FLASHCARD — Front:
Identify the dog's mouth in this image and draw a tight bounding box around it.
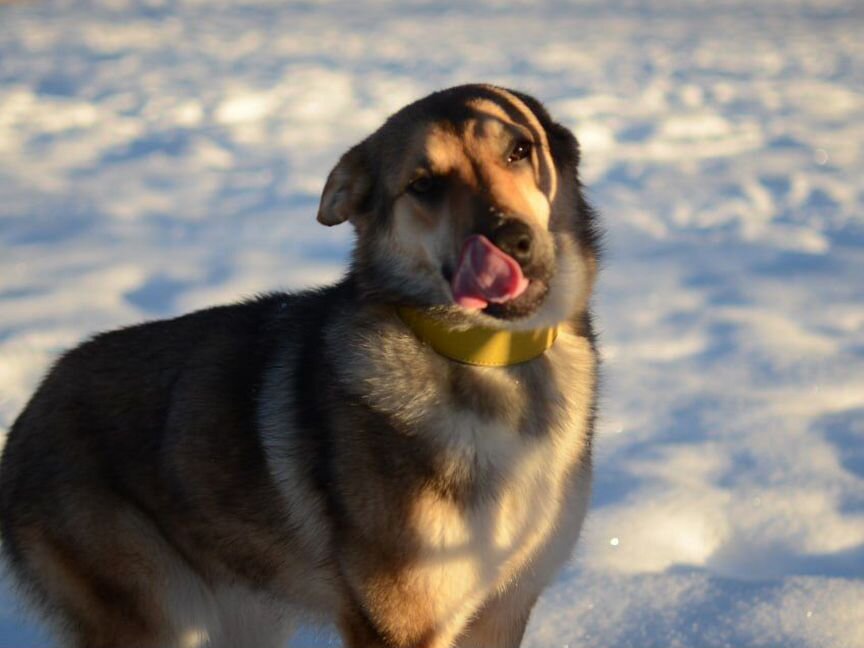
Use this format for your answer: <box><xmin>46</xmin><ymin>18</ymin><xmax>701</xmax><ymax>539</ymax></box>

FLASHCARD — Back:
<box><xmin>447</xmin><ymin>235</ymin><xmax>548</xmax><ymax>319</ymax></box>
<box><xmin>451</xmin><ymin>235</ymin><xmax>528</xmax><ymax>310</ymax></box>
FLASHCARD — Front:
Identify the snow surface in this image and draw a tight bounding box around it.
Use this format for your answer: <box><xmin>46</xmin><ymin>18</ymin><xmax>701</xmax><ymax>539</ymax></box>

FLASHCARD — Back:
<box><xmin>1</xmin><ymin>0</ymin><xmax>863</xmax><ymax>646</ymax></box>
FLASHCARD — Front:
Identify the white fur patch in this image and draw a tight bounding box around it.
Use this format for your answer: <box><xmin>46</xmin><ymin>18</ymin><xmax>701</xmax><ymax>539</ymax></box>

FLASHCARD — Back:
<box><xmin>403</xmin><ymin>334</ymin><xmax>595</xmax><ymax>639</ymax></box>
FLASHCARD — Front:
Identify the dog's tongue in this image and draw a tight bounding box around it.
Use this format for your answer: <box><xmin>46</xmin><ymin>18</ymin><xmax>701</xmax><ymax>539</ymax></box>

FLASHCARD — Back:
<box><xmin>451</xmin><ymin>235</ymin><xmax>529</xmax><ymax>310</ymax></box>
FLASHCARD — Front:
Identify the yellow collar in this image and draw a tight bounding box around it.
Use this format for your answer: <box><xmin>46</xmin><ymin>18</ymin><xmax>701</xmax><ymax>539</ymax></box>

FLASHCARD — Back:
<box><xmin>397</xmin><ymin>307</ymin><xmax>558</xmax><ymax>367</ymax></box>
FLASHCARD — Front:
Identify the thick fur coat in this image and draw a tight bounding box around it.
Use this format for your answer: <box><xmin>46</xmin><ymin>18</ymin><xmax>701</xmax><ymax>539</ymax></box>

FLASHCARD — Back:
<box><xmin>0</xmin><ymin>84</ymin><xmax>601</xmax><ymax>648</ymax></box>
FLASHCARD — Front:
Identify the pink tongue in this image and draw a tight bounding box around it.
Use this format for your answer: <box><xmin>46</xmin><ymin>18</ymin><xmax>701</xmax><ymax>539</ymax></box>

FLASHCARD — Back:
<box><xmin>451</xmin><ymin>235</ymin><xmax>529</xmax><ymax>310</ymax></box>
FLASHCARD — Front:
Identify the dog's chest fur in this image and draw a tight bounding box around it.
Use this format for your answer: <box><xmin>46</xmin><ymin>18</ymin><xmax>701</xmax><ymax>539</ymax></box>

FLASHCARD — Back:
<box><xmin>313</xmin><ymin>307</ymin><xmax>596</xmax><ymax>637</ymax></box>
<box><xmin>400</xmin><ymin>397</ymin><xmax>590</xmax><ymax>624</ymax></box>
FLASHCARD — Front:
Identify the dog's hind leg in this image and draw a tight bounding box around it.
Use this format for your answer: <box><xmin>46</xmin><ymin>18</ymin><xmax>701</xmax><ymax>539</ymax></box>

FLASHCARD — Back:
<box><xmin>3</xmin><ymin>495</ymin><xmax>218</xmax><ymax>648</ymax></box>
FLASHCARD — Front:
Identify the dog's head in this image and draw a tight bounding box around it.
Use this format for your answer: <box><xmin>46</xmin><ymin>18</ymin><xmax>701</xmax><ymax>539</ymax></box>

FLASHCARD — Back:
<box><xmin>318</xmin><ymin>84</ymin><xmax>600</xmax><ymax>330</ymax></box>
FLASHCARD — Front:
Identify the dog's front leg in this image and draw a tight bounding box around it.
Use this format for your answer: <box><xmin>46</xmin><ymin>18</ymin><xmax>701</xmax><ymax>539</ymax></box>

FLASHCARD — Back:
<box><xmin>455</xmin><ymin>587</ymin><xmax>540</xmax><ymax>648</ymax></box>
<box><xmin>339</xmin><ymin>608</ymin><xmax>390</xmax><ymax>648</ymax></box>
<box><xmin>339</xmin><ymin>608</ymin><xmax>467</xmax><ymax>648</ymax></box>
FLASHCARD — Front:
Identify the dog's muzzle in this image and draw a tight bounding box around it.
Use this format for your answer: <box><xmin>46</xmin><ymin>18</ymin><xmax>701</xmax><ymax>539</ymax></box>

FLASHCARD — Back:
<box><xmin>489</xmin><ymin>219</ymin><xmax>535</xmax><ymax>270</ymax></box>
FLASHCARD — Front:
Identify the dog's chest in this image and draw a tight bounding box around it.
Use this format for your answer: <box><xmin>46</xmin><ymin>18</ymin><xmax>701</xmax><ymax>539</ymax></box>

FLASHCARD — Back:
<box><xmin>335</xmin><ymin>325</ymin><xmax>595</xmax><ymax>624</ymax></box>
<box><xmin>405</xmin><ymin>359</ymin><xmax>592</xmax><ymax>619</ymax></box>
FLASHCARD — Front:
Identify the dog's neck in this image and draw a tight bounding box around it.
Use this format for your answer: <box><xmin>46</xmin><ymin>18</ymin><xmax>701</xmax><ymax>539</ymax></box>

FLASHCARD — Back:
<box><xmin>397</xmin><ymin>306</ymin><xmax>558</xmax><ymax>367</ymax></box>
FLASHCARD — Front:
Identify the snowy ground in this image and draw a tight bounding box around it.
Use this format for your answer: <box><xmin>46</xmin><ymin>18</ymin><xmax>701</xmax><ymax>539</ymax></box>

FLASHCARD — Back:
<box><xmin>1</xmin><ymin>0</ymin><xmax>863</xmax><ymax>646</ymax></box>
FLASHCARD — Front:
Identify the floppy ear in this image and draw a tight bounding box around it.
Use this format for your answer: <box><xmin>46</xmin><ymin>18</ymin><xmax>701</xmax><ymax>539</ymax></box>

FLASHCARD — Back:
<box><xmin>317</xmin><ymin>144</ymin><xmax>372</xmax><ymax>226</ymax></box>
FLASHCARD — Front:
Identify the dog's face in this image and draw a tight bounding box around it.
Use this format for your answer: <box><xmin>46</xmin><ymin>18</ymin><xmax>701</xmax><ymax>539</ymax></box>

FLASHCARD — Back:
<box><xmin>318</xmin><ymin>84</ymin><xmax>599</xmax><ymax>330</ymax></box>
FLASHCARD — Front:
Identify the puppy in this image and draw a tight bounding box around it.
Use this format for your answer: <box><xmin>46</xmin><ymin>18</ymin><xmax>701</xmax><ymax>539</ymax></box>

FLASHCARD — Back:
<box><xmin>0</xmin><ymin>84</ymin><xmax>601</xmax><ymax>648</ymax></box>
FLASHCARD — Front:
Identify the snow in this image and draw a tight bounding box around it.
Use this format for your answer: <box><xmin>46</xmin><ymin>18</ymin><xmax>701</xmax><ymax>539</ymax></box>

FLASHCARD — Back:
<box><xmin>1</xmin><ymin>0</ymin><xmax>862</xmax><ymax>646</ymax></box>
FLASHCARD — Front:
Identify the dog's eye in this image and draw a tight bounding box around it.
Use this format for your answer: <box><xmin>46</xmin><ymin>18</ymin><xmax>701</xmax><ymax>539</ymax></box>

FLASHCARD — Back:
<box><xmin>507</xmin><ymin>140</ymin><xmax>533</xmax><ymax>164</ymax></box>
<box><xmin>406</xmin><ymin>175</ymin><xmax>444</xmax><ymax>201</ymax></box>
<box><xmin>407</xmin><ymin>175</ymin><xmax>435</xmax><ymax>195</ymax></box>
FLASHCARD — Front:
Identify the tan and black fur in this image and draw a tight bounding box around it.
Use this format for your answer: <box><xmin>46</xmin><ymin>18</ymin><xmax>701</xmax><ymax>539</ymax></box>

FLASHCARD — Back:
<box><xmin>0</xmin><ymin>84</ymin><xmax>601</xmax><ymax>648</ymax></box>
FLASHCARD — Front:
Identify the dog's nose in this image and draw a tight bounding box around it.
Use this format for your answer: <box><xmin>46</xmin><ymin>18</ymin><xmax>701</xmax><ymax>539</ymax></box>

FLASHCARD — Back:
<box><xmin>491</xmin><ymin>219</ymin><xmax>534</xmax><ymax>267</ymax></box>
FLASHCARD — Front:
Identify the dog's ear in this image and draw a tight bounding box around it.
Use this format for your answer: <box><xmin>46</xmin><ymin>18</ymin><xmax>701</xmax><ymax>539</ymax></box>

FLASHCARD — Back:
<box><xmin>317</xmin><ymin>144</ymin><xmax>372</xmax><ymax>226</ymax></box>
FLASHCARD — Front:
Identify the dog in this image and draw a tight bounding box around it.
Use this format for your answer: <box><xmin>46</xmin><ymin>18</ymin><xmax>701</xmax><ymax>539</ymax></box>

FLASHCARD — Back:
<box><xmin>0</xmin><ymin>84</ymin><xmax>601</xmax><ymax>648</ymax></box>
